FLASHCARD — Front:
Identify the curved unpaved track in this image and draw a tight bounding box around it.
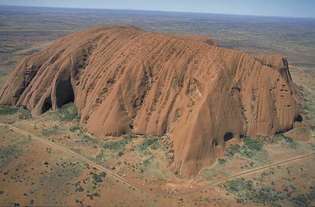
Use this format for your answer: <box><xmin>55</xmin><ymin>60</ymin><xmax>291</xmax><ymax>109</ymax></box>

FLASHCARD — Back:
<box><xmin>1</xmin><ymin>122</ymin><xmax>314</xmax><ymax>196</ymax></box>
<box><xmin>0</xmin><ymin>123</ymin><xmax>140</xmax><ymax>191</ymax></box>
<box><xmin>209</xmin><ymin>152</ymin><xmax>315</xmax><ymax>186</ymax></box>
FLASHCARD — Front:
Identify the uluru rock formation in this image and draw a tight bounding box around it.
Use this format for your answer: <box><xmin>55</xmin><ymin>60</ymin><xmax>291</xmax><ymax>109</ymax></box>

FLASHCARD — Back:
<box><xmin>0</xmin><ymin>26</ymin><xmax>300</xmax><ymax>176</ymax></box>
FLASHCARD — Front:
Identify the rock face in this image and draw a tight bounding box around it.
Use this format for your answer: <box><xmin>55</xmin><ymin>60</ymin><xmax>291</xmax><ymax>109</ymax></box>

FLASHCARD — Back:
<box><xmin>0</xmin><ymin>26</ymin><xmax>300</xmax><ymax>176</ymax></box>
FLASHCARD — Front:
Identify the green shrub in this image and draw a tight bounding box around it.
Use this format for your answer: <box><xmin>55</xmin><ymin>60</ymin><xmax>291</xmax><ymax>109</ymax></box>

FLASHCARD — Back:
<box><xmin>95</xmin><ymin>149</ymin><xmax>107</xmax><ymax>162</ymax></box>
<box><xmin>0</xmin><ymin>145</ymin><xmax>21</xmax><ymax>167</ymax></box>
<box><xmin>273</xmin><ymin>133</ymin><xmax>297</xmax><ymax>149</ymax></box>
<box><xmin>92</xmin><ymin>172</ymin><xmax>106</xmax><ymax>184</ymax></box>
<box><xmin>218</xmin><ymin>158</ymin><xmax>227</xmax><ymax>165</ymax></box>
<box><xmin>244</xmin><ymin>137</ymin><xmax>263</xmax><ymax>151</ymax></box>
<box><xmin>225</xmin><ymin>144</ymin><xmax>241</xmax><ymax>157</ymax></box>
<box><xmin>0</xmin><ymin>105</ymin><xmax>18</xmax><ymax>115</ymax></box>
<box><xmin>290</xmin><ymin>187</ymin><xmax>315</xmax><ymax>207</ymax></box>
<box><xmin>69</xmin><ymin>125</ymin><xmax>81</xmax><ymax>132</ymax></box>
<box><xmin>224</xmin><ymin>178</ymin><xmax>284</xmax><ymax>205</ymax></box>
<box><xmin>225</xmin><ymin>137</ymin><xmax>264</xmax><ymax>159</ymax></box>
<box><xmin>290</xmin><ymin>195</ymin><xmax>309</xmax><ymax>207</ymax></box>
<box><xmin>137</xmin><ymin>137</ymin><xmax>160</xmax><ymax>152</ymax></box>
<box><xmin>17</xmin><ymin>108</ymin><xmax>32</xmax><ymax>119</ymax></box>
<box><xmin>102</xmin><ymin>138</ymin><xmax>130</xmax><ymax>153</ymax></box>
<box><xmin>42</xmin><ymin>125</ymin><xmax>59</xmax><ymax>136</ymax></box>
<box><xmin>142</xmin><ymin>156</ymin><xmax>153</xmax><ymax>167</ymax></box>
<box><xmin>225</xmin><ymin>178</ymin><xmax>253</xmax><ymax>193</ymax></box>
<box><xmin>57</xmin><ymin>103</ymin><xmax>79</xmax><ymax>121</ymax></box>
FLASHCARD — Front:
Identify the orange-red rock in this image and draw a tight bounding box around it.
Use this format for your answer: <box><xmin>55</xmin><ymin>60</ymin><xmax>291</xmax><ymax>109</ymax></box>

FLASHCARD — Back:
<box><xmin>0</xmin><ymin>26</ymin><xmax>300</xmax><ymax>176</ymax></box>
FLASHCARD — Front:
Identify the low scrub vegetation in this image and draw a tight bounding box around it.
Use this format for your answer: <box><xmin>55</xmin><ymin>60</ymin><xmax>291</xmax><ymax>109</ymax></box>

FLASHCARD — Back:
<box><xmin>57</xmin><ymin>103</ymin><xmax>79</xmax><ymax>121</ymax></box>
<box><xmin>137</xmin><ymin>136</ymin><xmax>160</xmax><ymax>152</ymax></box>
<box><xmin>225</xmin><ymin>137</ymin><xmax>264</xmax><ymax>159</ymax></box>
<box><xmin>103</xmin><ymin>138</ymin><xmax>130</xmax><ymax>152</ymax></box>
<box><xmin>0</xmin><ymin>105</ymin><xmax>32</xmax><ymax>119</ymax></box>
<box><xmin>17</xmin><ymin>107</ymin><xmax>32</xmax><ymax>119</ymax></box>
<box><xmin>0</xmin><ymin>144</ymin><xmax>21</xmax><ymax>167</ymax></box>
<box><xmin>98</xmin><ymin>137</ymin><xmax>132</xmax><ymax>160</ymax></box>
<box><xmin>224</xmin><ymin>178</ymin><xmax>284</xmax><ymax>206</ymax></box>
<box><xmin>42</xmin><ymin>125</ymin><xmax>60</xmax><ymax>136</ymax></box>
<box><xmin>224</xmin><ymin>178</ymin><xmax>315</xmax><ymax>207</ymax></box>
<box><xmin>0</xmin><ymin>105</ymin><xmax>19</xmax><ymax>115</ymax></box>
<box><xmin>69</xmin><ymin>125</ymin><xmax>81</xmax><ymax>132</ymax></box>
<box><xmin>273</xmin><ymin>133</ymin><xmax>297</xmax><ymax>149</ymax></box>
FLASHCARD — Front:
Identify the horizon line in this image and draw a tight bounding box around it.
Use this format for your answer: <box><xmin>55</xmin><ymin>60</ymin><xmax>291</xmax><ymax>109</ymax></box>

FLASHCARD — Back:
<box><xmin>0</xmin><ymin>4</ymin><xmax>315</xmax><ymax>20</ymax></box>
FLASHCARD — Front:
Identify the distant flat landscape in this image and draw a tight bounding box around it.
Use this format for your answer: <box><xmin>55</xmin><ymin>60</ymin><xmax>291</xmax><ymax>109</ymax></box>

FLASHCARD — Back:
<box><xmin>1</xmin><ymin>5</ymin><xmax>315</xmax><ymax>72</ymax></box>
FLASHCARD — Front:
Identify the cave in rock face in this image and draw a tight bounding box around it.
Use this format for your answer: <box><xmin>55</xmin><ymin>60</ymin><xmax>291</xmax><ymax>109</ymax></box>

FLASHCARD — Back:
<box><xmin>0</xmin><ymin>26</ymin><xmax>300</xmax><ymax>176</ymax></box>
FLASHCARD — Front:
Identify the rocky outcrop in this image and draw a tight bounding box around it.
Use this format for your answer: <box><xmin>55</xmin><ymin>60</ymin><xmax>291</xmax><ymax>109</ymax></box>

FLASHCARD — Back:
<box><xmin>0</xmin><ymin>26</ymin><xmax>300</xmax><ymax>176</ymax></box>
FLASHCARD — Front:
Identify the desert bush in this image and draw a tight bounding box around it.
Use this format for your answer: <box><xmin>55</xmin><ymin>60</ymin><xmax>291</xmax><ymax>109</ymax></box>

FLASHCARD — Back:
<box><xmin>95</xmin><ymin>149</ymin><xmax>107</xmax><ymax>162</ymax></box>
<box><xmin>142</xmin><ymin>156</ymin><xmax>153</xmax><ymax>167</ymax></box>
<box><xmin>291</xmin><ymin>194</ymin><xmax>309</xmax><ymax>207</ymax></box>
<box><xmin>103</xmin><ymin>138</ymin><xmax>130</xmax><ymax>151</ymax></box>
<box><xmin>225</xmin><ymin>137</ymin><xmax>264</xmax><ymax>159</ymax></box>
<box><xmin>0</xmin><ymin>105</ymin><xmax>18</xmax><ymax>115</ymax></box>
<box><xmin>290</xmin><ymin>187</ymin><xmax>315</xmax><ymax>207</ymax></box>
<box><xmin>225</xmin><ymin>144</ymin><xmax>241</xmax><ymax>157</ymax></box>
<box><xmin>92</xmin><ymin>172</ymin><xmax>106</xmax><ymax>184</ymax></box>
<box><xmin>137</xmin><ymin>137</ymin><xmax>160</xmax><ymax>152</ymax></box>
<box><xmin>244</xmin><ymin>137</ymin><xmax>263</xmax><ymax>151</ymax></box>
<box><xmin>17</xmin><ymin>107</ymin><xmax>32</xmax><ymax>119</ymax></box>
<box><xmin>224</xmin><ymin>178</ymin><xmax>283</xmax><ymax>206</ymax></box>
<box><xmin>0</xmin><ymin>145</ymin><xmax>20</xmax><ymax>167</ymax></box>
<box><xmin>42</xmin><ymin>125</ymin><xmax>59</xmax><ymax>136</ymax></box>
<box><xmin>57</xmin><ymin>103</ymin><xmax>79</xmax><ymax>121</ymax></box>
<box><xmin>273</xmin><ymin>133</ymin><xmax>297</xmax><ymax>149</ymax></box>
<box><xmin>218</xmin><ymin>158</ymin><xmax>227</xmax><ymax>165</ymax></box>
<box><xmin>69</xmin><ymin>125</ymin><xmax>81</xmax><ymax>132</ymax></box>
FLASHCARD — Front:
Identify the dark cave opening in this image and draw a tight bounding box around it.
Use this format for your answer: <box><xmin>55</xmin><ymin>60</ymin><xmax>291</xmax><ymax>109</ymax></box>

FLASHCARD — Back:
<box><xmin>294</xmin><ymin>114</ymin><xmax>303</xmax><ymax>123</ymax></box>
<box><xmin>224</xmin><ymin>132</ymin><xmax>234</xmax><ymax>142</ymax></box>
<box><xmin>41</xmin><ymin>96</ymin><xmax>52</xmax><ymax>113</ymax></box>
<box><xmin>55</xmin><ymin>78</ymin><xmax>74</xmax><ymax>108</ymax></box>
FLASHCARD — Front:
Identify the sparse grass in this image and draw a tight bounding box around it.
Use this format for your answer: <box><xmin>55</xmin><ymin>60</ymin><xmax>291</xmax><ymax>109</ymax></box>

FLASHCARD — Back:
<box><xmin>0</xmin><ymin>135</ymin><xmax>30</xmax><ymax>167</ymax></box>
<box><xmin>142</xmin><ymin>156</ymin><xmax>153</xmax><ymax>168</ymax></box>
<box><xmin>225</xmin><ymin>177</ymin><xmax>315</xmax><ymax>207</ymax></box>
<box><xmin>273</xmin><ymin>133</ymin><xmax>298</xmax><ymax>149</ymax></box>
<box><xmin>243</xmin><ymin>137</ymin><xmax>263</xmax><ymax>151</ymax></box>
<box><xmin>218</xmin><ymin>158</ymin><xmax>227</xmax><ymax>165</ymax></box>
<box><xmin>41</xmin><ymin>125</ymin><xmax>60</xmax><ymax>136</ymax></box>
<box><xmin>0</xmin><ymin>105</ymin><xmax>31</xmax><ymax>119</ymax></box>
<box><xmin>92</xmin><ymin>172</ymin><xmax>106</xmax><ymax>184</ymax></box>
<box><xmin>57</xmin><ymin>103</ymin><xmax>79</xmax><ymax>121</ymax></box>
<box><xmin>225</xmin><ymin>137</ymin><xmax>264</xmax><ymax>159</ymax></box>
<box><xmin>137</xmin><ymin>136</ymin><xmax>160</xmax><ymax>152</ymax></box>
<box><xmin>0</xmin><ymin>105</ymin><xmax>18</xmax><ymax>115</ymax></box>
<box><xmin>95</xmin><ymin>149</ymin><xmax>108</xmax><ymax>162</ymax></box>
<box><xmin>39</xmin><ymin>160</ymin><xmax>85</xmax><ymax>204</ymax></box>
<box><xmin>68</xmin><ymin>125</ymin><xmax>98</xmax><ymax>144</ymax></box>
<box><xmin>290</xmin><ymin>188</ymin><xmax>315</xmax><ymax>207</ymax></box>
<box><xmin>224</xmin><ymin>178</ymin><xmax>284</xmax><ymax>206</ymax></box>
<box><xmin>95</xmin><ymin>137</ymin><xmax>132</xmax><ymax>161</ymax></box>
<box><xmin>103</xmin><ymin>138</ymin><xmax>130</xmax><ymax>152</ymax></box>
<box><xmin>0</xmin><ymin>144</ymin><xmax>21</xmax><ymax>167</ymax></box>
<box><xmin>69</xmin><ymin>125</ymin><xmax>81</xmax><ymax>132</ymax></box>
<box><xmin>80</xmin><ymin>134</ymin><xmax>98</xmax><ymax>144</ymax></box>
<box><xmin>225</xmin><ymin>144</ymin><xmax>241</xmax><ymax>157</ymax></box>
<box><xmin>17</xmin><ymin>107</ymin><xmax>32</xmax><ymax>119</ymax></box>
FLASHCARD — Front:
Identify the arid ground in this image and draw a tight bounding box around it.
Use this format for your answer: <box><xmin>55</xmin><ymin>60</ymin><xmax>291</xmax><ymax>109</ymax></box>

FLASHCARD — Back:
<box><xmin>0</xmin><ymin>6</ymin><xmax>314</xmax><ymax>207</ymax></box>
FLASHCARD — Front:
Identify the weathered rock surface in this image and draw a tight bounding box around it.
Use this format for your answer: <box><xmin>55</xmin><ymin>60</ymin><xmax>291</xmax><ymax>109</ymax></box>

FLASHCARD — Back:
<box><xmin>0</xmin><ymin>26</ymin><xmax>300</xmax><ymax>176</ymax></box>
